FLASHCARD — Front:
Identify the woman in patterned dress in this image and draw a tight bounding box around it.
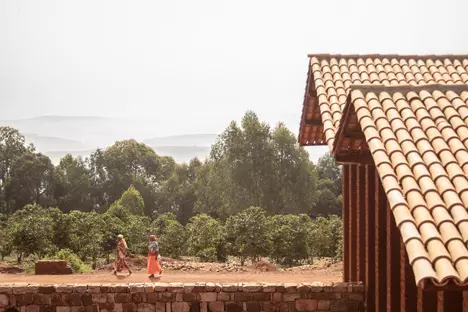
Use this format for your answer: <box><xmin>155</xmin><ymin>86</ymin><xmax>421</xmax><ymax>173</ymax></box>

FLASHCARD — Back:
<box><xmin>113</xmin><ymin>234</ymin><xmax>132</xmax><ymax>275</ymax></box>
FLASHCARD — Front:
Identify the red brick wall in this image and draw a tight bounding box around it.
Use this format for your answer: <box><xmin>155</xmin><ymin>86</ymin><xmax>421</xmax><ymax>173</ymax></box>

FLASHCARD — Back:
<box><xmin>0</xmin><ymin>282</ymin><xmax>364</xmax><ymax>312</ymax></box>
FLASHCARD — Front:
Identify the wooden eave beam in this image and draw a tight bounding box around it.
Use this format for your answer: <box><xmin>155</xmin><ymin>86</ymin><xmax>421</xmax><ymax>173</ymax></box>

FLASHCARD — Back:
<box><xmin>303</xmin><ymin>119</ymin><xmax>323</xmax><ymax>126</ymax></box>
<box><xmin>335</xmin><ymin>153</ymin><xmax>374</xmax><ymax>165</ymax></box>
<box><xmin>343</xmin><ymin>132</ymin><xmax>365</xmax><ymax>140</ymax></box>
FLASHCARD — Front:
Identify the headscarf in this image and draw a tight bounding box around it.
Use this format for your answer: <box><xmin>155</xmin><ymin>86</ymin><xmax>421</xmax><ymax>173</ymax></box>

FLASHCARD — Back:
<box><xmin>118</xmin><ymin>234</ymin><xmax>127</xmax><ymax>248</ymax></box>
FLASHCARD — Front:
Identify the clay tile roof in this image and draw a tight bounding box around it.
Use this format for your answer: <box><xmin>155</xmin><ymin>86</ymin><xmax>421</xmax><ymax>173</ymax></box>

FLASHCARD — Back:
<box><xmin>298</xmin><ymin>54</ymin><xmax>468</xmax><ymax>150</ymax></box>
<box><xmin>342</xmin><ymin>84</ymin><xmax>468</xmax><ymax>288</ymax></box>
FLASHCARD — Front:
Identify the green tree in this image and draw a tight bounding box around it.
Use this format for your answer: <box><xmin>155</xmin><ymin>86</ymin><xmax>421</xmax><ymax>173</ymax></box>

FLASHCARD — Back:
<box><xmin>313</xmin><ymin>180</ymin><xmax>342</xmax><ymax>216</ymax></box>
<box><xmin>268</xmin><ymin>214</ymin><xmax>311</xmax><ymax>266</ymax></box>
<box><xmin>67</xmin><ymin>211</ymin><xmax>106</xmax><ymax>267</ymax></box>
<box><xmin>316</xmin><ymin>153</ymin><xmax>342</xmax><ymax>197</ymax></box>
<box><xmin>87</xmin><ymin>148</ymin><xmax>108</xmax><ymax>211</ymax></box>
<box><xmin>270</xmin><ymin>123</ymin><xmax>317</xmax><ymax>214</ymax></box>
<box><xmin>5</xmin><ymin>151</ymin><xmax>56</xmax><ymax>211</ymax></box>
<box><xmin>54</xmin><ymin>154</ymin><xmax>92</xmax><ymax>212</ymax></box>
<box><xmin>157</xmin><ymin>219</ymin><xmax>187</xmax><ymax>258</ymax></box>
<box><xmin>106</xmin><ymin>202</ymin><xmax>131</xmax><ymax>221</ymax></box>
<box><xmin>225</xmin><ymin>206</ymin><xmax>271</xmax><ymax>265</ymax></box>
<box><xmin>186</xmin><ymin>214</ymin><xmax>226</xmax><ymax>262</ymax></box>
<box><xmin>158</xmin><ymin>158</ymin><xmax>201</xmax><ymax>224</ymax></box>
<box><xmin>8</xmin><ymin>204</ymin><xmax>54</xmax><ymax>263</ymax></box>
<box><xmin>328</xmin><ymin>214</ymin><xmax>343</xmax><ymax>260</ymax></box>
<box><xmin>151</xmin><ymin>213</ymin><xmax>187</xmax><ymax>257</ymax></box>
<box><xmin>105</xmin><ymin>185</ymin><xmax>145</xmax><ymax>221</ymax></box>
<box><xmin>0</xmin><ymin>127</ymin><xmax>28</xmax><ymax>212</ymax></box>
<box><xmin>116</xmin><ymin>185</ymin><xmax>145</xmax><ymax>216</ymax></box>
<box><xmin>200</xmin><ymin>112</ymin><xmax>274</xmax><ymax>217</ymax></box>
<box><xmin>307</xmin><ymin>215</ymin><xmax>342</xmax><ymax>259</ymax></box>
<box><xmin>0</xmin><ymin>214</ymin><xmax>13</xmax><ymax>260</ymax></box>
<box><xmin>101</xmin><ymin>140</ymin><xmax>169</xmax><ymax>215</ymax></box>
<box><xmin>0</xmin><ymin>227</ymin><xmax>13</xmax><ymax>260</ymax></box>
<box><xmin>151</xmin><ymin>212</ymin><xmax>178</xmax><ymax>234</ymax></box>
<box><xmin>194</xmin><ymin>160</ymin><xmax>226</xmax><ymax>219</ymax></box>
<box><xmin>196</xmin><ymin>112</ymin><xmax>317</xmax><ymax>218</ymax></box>
<box><xmin>47</xmin><ymin>207</ymin><xmax>71</xmax><ymax>253</ymax></box>
<box><xmin>124</xmin><ymin>215</ymin><xmax>151</xmax><ymax>255</ymax></box>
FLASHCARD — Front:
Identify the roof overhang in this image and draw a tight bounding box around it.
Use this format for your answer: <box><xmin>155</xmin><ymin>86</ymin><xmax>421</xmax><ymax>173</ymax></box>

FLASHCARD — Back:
<box><xmin>298</xmin><ymin>57</ymin><xmax>327</xmax><ymax>147</ymax></box>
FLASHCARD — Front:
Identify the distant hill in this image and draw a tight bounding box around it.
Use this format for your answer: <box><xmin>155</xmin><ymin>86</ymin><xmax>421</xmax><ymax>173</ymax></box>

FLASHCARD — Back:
<box><xmin>23</xmin><ymin>133</ymin><xmax>91</xmax><ymax>152</ymax></box>
<box><xmin>0</xmin><ymin>115</ymin><xmax>327</xmax><ymax>165</ymax></box>
<box><xmin>144</xmin><ymin>134</ymin><xmax>217</xmax><ymax>147</ymax></box>
<box><xmin>0</xmin><ymin>116</ymin><xmax>167</xmax><ymax>147</ymax></box>
<box><xmin>152</xmin><ymin>146</ymin><xmax>211</xmax><ymax>163</ymax></box>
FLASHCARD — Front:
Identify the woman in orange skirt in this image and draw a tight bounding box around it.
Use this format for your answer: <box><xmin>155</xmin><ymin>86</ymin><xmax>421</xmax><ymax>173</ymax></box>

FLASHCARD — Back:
<box><xmin>147</xmin><ymin>235</ymin><xmax>162</xmax><ymax>278</ymax></box>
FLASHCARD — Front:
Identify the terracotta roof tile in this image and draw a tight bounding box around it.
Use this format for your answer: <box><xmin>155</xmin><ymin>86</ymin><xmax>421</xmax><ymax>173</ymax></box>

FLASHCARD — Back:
<box><xmin>298</xmin><ymin>54</ymin><xmax>468</xmax><ymax>148</ymax></box>
<box><xmin>298</xmin><ymin>54</ymin><xmax>468</xmax><ymax>287</ymax></box>
<box><xmin>345</xmin><ymin>84</ymin><xmax>468</xmax><ymax>288</ymax></box>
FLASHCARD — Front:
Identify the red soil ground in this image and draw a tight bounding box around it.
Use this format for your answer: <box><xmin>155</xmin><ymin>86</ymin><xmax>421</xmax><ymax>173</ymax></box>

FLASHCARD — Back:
<box><xmin>0</xmin><ymin>258</ymin><xmax>343</xmax><ymax>284</ymax></box>
<box><xmin>0</xmin><ymin>270</ymin><xmax>341</xmax><ymax>284</ymax></box>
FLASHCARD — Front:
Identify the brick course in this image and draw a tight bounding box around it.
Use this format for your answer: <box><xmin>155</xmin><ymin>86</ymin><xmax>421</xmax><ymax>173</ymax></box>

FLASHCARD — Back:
<box><xmin>0</xmin><ymin>282</ymin><xmax>364</xmax><ymax>312</ymax></box>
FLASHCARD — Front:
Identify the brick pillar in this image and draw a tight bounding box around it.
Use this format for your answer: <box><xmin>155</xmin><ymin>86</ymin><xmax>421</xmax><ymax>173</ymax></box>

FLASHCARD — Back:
<box><xmin>386</xmin><ymin>202</ymin><xmax>401</xmax><ymax>312</ymax></box>
<box><xmin>443</xmin><ymin>291</ymin><xmax>463</xmax><ymax>312</ymax></box>
<box><xmin>365</xmin><ymin>165</ymin><xmax>376</xmax><ymax>312</ymax></box>
<box><xmin>375</xmin><ymin>175</ymin><xmax>387</xmax><ymax>312</ymax></box>
<box><xmin>400</xmin><ymin>239</ymin><xmax>416</xmax><ymax>311</ymax></box>
<box><xmin>417</xmin><ymin>288</ymin><xmax>437</xmax><ymax>312</ymax></box>
<box><xmin>343</xmin><ymin>165</ymin><xmax>349</xmax><ymax>282</ymax></box>
<box><xmin>463</xmin><ymin>291</ymin><xmax>468</xmax><ymax>312</ymax></box>
<box><xmin>356</xmin><ymin>165</ymin><xmax>366</xmax><ymax>283</ymax></box>
<box><xmin>349</xmin><ymin>165</ymin><xmax>357</xmax><ymax>282</ymax></box>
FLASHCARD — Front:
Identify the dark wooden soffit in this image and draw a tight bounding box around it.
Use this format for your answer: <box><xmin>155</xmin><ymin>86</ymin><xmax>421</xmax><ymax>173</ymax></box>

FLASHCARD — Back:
<box><xmin>332</xmin><ymin>91</ymin><xmax>371</xmax><ymax>165</ymax></box>
<box><xmin>298</xmin><ymin>58</ymin><xmax>327</xmax><ymax>146</ymax></box>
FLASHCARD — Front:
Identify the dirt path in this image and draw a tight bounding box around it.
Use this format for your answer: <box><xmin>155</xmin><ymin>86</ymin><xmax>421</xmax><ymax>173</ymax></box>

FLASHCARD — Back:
<box><xmin>0</xmin><ymin>270</ymin><xmax>341</xmax><ymax>284</ymax></box>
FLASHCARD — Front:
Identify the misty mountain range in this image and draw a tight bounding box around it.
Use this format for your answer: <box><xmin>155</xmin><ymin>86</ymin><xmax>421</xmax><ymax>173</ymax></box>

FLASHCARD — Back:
<box><xmin>0</xmin><ymin>116</ymin><xmax>327</xmax><ymax>164</ymax></box>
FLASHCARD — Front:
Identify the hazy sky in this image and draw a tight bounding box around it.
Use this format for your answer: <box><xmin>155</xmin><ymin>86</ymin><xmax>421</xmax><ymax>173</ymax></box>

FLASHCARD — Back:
<box><xmin>1</xmin><ymin>0</ymin><xmax>468</xmax><ymax>136</ymax></box>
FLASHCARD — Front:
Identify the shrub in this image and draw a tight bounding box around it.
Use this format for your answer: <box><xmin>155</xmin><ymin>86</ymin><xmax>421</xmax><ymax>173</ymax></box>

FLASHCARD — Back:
<box><xmin>124</xmin><ymin>215</ymin><xmax>151</xmax><ymax>255</ymax></box>
<box><xmin>268</xmin><ymin>214</ymin><xmax>311</xmax><ymax>266</ymax></box>
<box><xmin>8</xmin><ymin>204</ymin><xmax>54</xmax><ymax>261</ymax></box>
<box><xmin>197</xmin><ymin>247</ymin><xmax>217</xmax><ymax>262</ymax></box>
<box><xmin>106</xmin><ymin>203</ymin><xmax>131</xmax><ymax>221</ymax></box>
<box><xmin>0</xmin><ymin>221</ymin><xmax>13</xmax><ymax>260</ymax></box>
<box><xmin>186</xmin><ymin>214</ymin><xmax>226</xmax><ymax>262</ymax></box>
<box><xmin>117</xmin><ymin>185</ymin><xmax>145</xmax><ymax>216</ymax></box>
<box><xmin>158</xmin><ymin>219</ymin><xmax>187</xmax><ymax>258</ymax></box>
<box><xmin>307</xmin><ymin>215</ymin><xmax>342</xmax><ymax>259</ymax></box>
<box><xmin>67</xmin><ymin>211</ymin><xmax>105</xmax><ymax>266</ymax></box>
<box><xmin>55</xmin><ymin>249</ymin><xmax>91</xmax><ymax>273</ymax></box>
<box><xmin>225</xmin><ymin>207</ymin><xmax>271</xmax><ymax>265</ymax></box>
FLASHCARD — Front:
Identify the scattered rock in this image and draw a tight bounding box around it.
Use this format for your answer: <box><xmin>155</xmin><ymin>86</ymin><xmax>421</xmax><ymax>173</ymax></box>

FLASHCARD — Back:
<box><xmin>249</xmin><ymin>259</ymin><xmax>277</xmax><ymax>272</ymax></box>
<box><xmin>0</xmin><ymin>266</ymin><xmax>24</xmax><ymax>274</ymax></box>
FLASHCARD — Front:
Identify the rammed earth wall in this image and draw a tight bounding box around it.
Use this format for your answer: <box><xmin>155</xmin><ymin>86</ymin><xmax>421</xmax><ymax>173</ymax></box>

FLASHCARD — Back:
<box><xmin>0</xmin><ymin>282</ymin><xmax>364</xmax><ymax>312</ymax></box>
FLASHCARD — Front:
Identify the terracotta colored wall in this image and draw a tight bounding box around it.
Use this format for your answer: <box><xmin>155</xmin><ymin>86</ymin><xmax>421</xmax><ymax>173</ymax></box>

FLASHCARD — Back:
<box><xmin>0</xmin><ymin>282</ymin><xmax>364</xmax><ymax>312</ymax></box>
<box><xmin>342</xmin><ymin>164</ymin><xmax>468</xmax><ymax>312</ymax></box>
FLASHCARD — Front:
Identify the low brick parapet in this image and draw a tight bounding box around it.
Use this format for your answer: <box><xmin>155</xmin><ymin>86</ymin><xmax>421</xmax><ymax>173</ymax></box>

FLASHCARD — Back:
<box><xmin>35</xmin><ymin>260</ymin><xmax>73</xmax><ymax>275</ymax></box>
<box><xmin>0</xmin><ymin>282</ymin><xmax>364</xmax><ymax>312</ymax></box>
